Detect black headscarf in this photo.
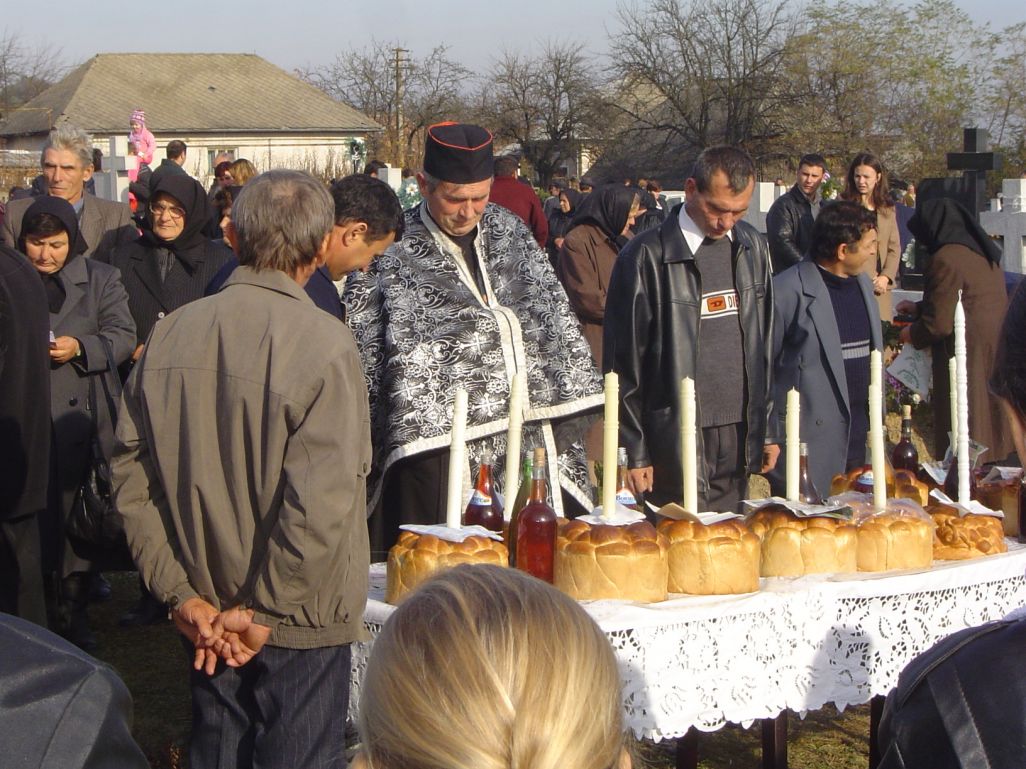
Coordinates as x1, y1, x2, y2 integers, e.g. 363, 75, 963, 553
560, 189, 583, 214
908, 198, 1002, 265
569, 184, 638, 248
19, 196, 87, 313
140, 174, 211, 254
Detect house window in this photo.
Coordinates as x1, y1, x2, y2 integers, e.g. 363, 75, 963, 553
208, 148, 237, 169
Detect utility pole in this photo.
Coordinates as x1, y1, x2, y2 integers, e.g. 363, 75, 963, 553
394, 48, 409, 169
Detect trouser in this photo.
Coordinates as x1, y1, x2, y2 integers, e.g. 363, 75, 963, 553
0, 513, 48, 627
188, 642, 351, 769
699, 423, 748, 515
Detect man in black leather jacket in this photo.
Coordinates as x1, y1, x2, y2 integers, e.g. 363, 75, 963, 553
766, 154, 827, 273
604, 146, 778, 512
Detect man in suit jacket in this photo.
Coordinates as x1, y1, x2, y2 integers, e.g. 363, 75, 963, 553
0, 125, 136, 260
767, 200, 883, 497
0, 613, 149, 768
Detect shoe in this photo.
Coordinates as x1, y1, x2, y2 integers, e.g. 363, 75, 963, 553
119, 592, 168, 627
60, 573, 99, 653
88, 573, 113, 603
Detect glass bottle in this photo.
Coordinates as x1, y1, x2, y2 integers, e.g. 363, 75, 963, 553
891, 404, 919, 472
615, 447, 640, 511
797, 443, 823, 504
943, 450, 978, 501
463, 448, 504, 532
505, 452, 533, 565
515, 447, 557, 583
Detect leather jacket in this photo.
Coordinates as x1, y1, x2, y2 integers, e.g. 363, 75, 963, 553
603, 205, 774, 504
766, 184, 816, 273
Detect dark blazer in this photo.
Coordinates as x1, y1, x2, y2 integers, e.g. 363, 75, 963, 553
106, 238, 233, 345
0, 246, 51, 522
767, 260, 882, 496
0, 613, 149, 769
603, 205, 774, 505
49, 258, 135, 511
1, 194, 136, 261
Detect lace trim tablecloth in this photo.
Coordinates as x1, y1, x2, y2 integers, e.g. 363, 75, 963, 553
350, 542, 1026, 741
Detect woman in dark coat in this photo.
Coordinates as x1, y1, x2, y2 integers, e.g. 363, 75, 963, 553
897, 198, 1013, 464
545, 189, 582, 268
557, 185, 639, 463
107, 174, 233, 366
19, 197, 135, 648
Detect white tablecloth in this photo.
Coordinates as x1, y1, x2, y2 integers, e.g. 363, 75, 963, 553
350, 542, 1026, 741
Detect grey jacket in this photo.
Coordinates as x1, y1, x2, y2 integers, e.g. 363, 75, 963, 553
767, 260, 882, 496
113, 266, 370, 649
2, 194, 136, 260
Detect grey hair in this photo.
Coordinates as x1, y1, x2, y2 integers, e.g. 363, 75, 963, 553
419, 170, 442, 193
41, 124, 94, 170
231, 170, 333, 275
691, 146, 756, 194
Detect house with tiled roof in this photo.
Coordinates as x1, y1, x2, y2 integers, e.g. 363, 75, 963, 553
0, 53, 382, 185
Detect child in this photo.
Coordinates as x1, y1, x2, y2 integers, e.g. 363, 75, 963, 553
128, 109, 155, 166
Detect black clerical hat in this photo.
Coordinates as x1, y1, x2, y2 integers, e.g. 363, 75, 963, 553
423, 122, 494, 184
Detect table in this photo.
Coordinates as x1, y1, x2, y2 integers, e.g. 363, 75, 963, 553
350, 543, 1026, 744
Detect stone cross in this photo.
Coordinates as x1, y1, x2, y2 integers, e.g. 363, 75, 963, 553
946, 127, 1003, 217
981, 178, 1026, 275
92, 135, 133, 204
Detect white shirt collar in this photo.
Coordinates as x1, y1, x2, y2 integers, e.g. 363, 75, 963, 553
677, 203, 732, 256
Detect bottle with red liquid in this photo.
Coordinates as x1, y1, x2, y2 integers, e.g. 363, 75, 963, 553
463, 448, 504, 532
943, 451, 978, 501
891, 404, 919, 472
515, 447, 557, 583
797, 443, 823, 504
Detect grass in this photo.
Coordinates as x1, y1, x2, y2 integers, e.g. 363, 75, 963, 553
91, 408, 935, 768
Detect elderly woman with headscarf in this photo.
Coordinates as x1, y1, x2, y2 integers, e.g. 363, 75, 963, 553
545, 188, 582, 268
18, 196, 135, 649
104, 174, 233, 626
108, 174, 234, 366
896, 198, 1013, 463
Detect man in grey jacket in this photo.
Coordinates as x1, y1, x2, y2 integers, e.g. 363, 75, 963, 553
113, 170, 370, 769
768, 200, 882, 497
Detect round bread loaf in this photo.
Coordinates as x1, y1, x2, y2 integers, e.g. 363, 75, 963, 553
555, 519, 668, 603
386, 531, 509, 605
747, 505, 857, 577
830, 468, 929, 506
658, 518, 760, 595
975, 476, 1022, 538
928, 505, 1008, 560
855, 512, 934, 571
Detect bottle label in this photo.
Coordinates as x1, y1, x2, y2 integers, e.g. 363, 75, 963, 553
615, 488, 638, 506
470, 490, 492, 506
857, 471, 874, 486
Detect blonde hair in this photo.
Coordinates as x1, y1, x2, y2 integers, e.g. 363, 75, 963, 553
228, 158, 258, 185
359, 565, 626, 769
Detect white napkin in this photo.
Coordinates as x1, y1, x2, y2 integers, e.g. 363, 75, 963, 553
744, 496, 852, 520
929, 489, 1002, 519
398, 524, 505, 542
576, 503, 647, 526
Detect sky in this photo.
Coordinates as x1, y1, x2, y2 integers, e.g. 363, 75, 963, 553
4, 0, 1024, 77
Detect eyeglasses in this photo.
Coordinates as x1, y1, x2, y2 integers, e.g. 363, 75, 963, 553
149, 203, 186, 220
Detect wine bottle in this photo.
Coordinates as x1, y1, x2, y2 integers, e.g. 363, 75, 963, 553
797, 443, 823, 504
891, 404, 919, 472
506, 452, 533, 565
615, 447, 639, 511
463, 448, 504, 532
515, 447, 557, 583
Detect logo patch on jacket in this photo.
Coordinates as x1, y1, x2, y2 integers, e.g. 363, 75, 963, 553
701, 290, 740, 318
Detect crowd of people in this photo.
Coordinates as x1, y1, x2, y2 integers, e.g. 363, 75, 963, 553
1, 111, 1025, 769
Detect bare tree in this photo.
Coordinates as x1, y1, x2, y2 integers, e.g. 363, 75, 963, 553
983, 22, 1026, 174
608, 0, 800, 155
301, 42, 471, 169
0, 29, 66, 118
476, 41, 604, 184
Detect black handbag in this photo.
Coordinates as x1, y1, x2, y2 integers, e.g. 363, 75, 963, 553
66, 337, 135, 570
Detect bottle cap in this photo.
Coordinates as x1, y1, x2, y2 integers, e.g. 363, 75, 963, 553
533, 446, 546, 464
799, 442, 809, 454
902, 404, 912, 419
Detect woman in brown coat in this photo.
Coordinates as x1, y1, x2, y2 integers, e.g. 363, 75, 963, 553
842, 152, 901, 322
897, 198, 1013, 464
557, 185, 639, 462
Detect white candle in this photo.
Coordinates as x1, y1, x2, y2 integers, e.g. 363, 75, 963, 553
681, 378, 698, 513
785, 388, 800, 501
502, 373, 525, 521
949, 356, 958, 454
869, 350, 886, 511
445, 388, 469, 529
602, 372, 619, 519
955, 294, 970, 506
